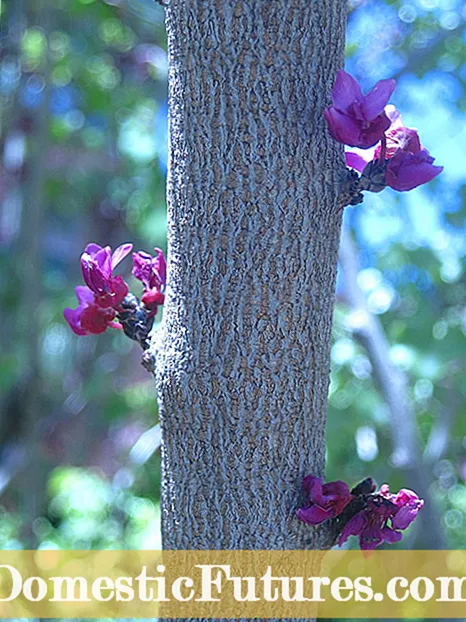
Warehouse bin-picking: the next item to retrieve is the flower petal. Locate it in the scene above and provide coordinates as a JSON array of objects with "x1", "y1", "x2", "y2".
[
  {"x1": 362, "y1": 78, "x2": 396, "y2": 120},
  {"x1": 345, "y1": 151, "x2": 369, "y2": 173},
  {"x1": 391, "y1": 490, "x2": 424, "y2": 530},
  {"x1": 385, "y1": 104, "x2": 402, "y2": 126},
  {"x1": 75, "y1": 285, "x2": 94, "y2": 306},
  {"x1": 391, "y1": 505, "x2": 420, "y2": 530},
  {"x1": 302, "y1": 475, "x2": 323, "y2": 499},
  {"x1": 338, "y1": 511, "x2": 367, "y2": 547},
  {"x1": 358, "y1": 111, "x2": 391, "y2": 148},
  {"x1": 332, "y1": 70, "x2": 363, "y2": 111},
  {"x1": 141, "y1": 289, "x2": 165, "y2": 308},
  {"x1": 95, "y1": 275, "x2": 129, "y2": 309},
  {"x1": 132, "y1": 251, "x2": 154, "y2": 289},
  {"x1": 83, "y1": 243, "x2": 103, "y2": 256},
  {"x1": 111, "y1": 243, "x2": 133, "y2": 269},
  {"x1": 81, "y1": 305, "x2": 116, "y2": 334},
  {"x1": 63, "y1": 307, "x2": 87, "y2": 336},
  {"x1": 322, "y1": 480, "x2": 351, "y2": 500},
  {"x1": 153, "y1": 248, "x2": 167, "y2": 286},
  {"x1": 386, "y1": 149, "x2": 443, "y2": 191},
  {"x1": 381, "y1": 526, "x2": 403, "y2": 543},
  {"x1": 324, "y1": 107, "x2": 363, "y2": 147},
  {"x1": 392, "y1": 488, "x2": 422, "y2": 507},
  {"x1": 296, "y1": 505, "x2": 333, "y2": 525}
]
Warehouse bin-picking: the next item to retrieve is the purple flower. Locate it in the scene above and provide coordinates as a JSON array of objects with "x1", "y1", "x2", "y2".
[
  {"x1": 64, "y1": 286, "x2": 122, "y2": 336},
  {"x1": 374, "y1": 109, "x2": 421, "y2": 160},
  {"x1": 337, "y1": 483, "x2": 424, "y2": 551},
  {"x1": 296, "y1": 475, "x2": 424, "y2": 551},
  {"x1": 296, "y1": 475, "x2": 353, "y2": 525},
  {"x1": 385, "y1": 148, "x2": 443, "y2": 191},
  {"x1": 324, "y1": 71, "x2": 396, "y2": 148},
  {"x1": 81, "y1": 243, "x2": 133, "y2": 309},
  {"x1": 132, "y1": 248, "x2": 166, "y2": 315},
  {"x1": 379, "y1": 485, "x2": 424, "y2": 530},
  {"x1": 345, "y1": 107, "x2": 443, "y2": 192},
  {"x1": 338, "y1": 496, "x2": 403, "y2": 551}
]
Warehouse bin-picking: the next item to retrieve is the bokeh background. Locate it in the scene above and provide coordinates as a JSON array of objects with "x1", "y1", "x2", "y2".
[{"x1": 0, "y1": 0, "x2": 465, "y2": 569}]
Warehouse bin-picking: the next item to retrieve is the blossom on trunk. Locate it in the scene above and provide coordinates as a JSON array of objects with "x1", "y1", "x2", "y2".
[
  {"x1": 296, "y1": 475, "x2": 423, "y2": 551},
  {"x1": 378, "y1": 484, "x2": 424, "y2": 530},
  {"x1": 64, "y1": 286, "x2": 122, "y2": 335},
  {"x1": 374, "y1": 105, "x2": 421, "y2": 159},
  {"x1": 65, "y1": 242, "x2": 166, "y2": 345},
  {"x1": 324, "y1": 71, "x2": 396, "y2": 148},
  {"x1": 338, "y1": 496, "x2": 403, "y2": 551},
  {"x1": 132, "y1": 248, "x2": 166, "y2": 315},
  {"x1": 345, "y1": 106, "x2": 443, "y2": 192},
  {"x1": 81, "y1": 242, "x2": 133, "y2": 309},
  {"x1": 338, "y1": 483, "x2": 424, "y2": 551},
  {"x1": 296, "y1": 475, "x2": 353, "y2": 525},
  {"x1": 385, "y1": 148, "x2": 443, "y2": 191}
]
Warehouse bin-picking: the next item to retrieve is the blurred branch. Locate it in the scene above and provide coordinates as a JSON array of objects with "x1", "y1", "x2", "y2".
[
  {"x1": 339, "y1": 228, "x2": 418, "y2": 468},
  {"x1": 424, "y1": 403, "x2": 457, "y2": 464},
  {"x1": 128, "y1": 423, "x2": 161, "y2": 466},
  {"x1": 111, "y1": 424, "x2": 161, "y2": 492},
  {"x1": 15, "y1": 0, "x2": 53, "y2": 546},
  {"x1": 338, "y1": 226, "x2": 445, "y2": 548},
  {"x1": 0, "y1": 443, "x2": 28, "y2": 497}
]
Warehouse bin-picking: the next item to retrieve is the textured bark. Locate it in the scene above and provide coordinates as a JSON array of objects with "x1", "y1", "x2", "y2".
[{"x1": 154, "y1": 0, "x2": 347, "y2": 551}]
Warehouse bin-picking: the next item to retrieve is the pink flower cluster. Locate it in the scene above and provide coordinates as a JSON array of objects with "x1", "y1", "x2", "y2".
[
  {"x1": 325, "y1": 71, "x2": 442, "y2": 192},
  {"x1": 64, "y1": 243, "x2": 166, "y2": 337},
  {"x1": 296, "y1": 475, "x2": 423, "y2": 551}
]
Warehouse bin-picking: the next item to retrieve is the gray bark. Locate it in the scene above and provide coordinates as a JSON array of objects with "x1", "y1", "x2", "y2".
[{"x1": 153, "y1": 0, "x2": 347, "y2": 551}]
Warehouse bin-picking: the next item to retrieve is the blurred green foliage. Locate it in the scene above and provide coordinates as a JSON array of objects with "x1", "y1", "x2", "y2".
[
  {"x1": 0, "y1": 0, "x2": 465, "y2": 587},
  {"x1": 0, "y1": 0, "x2": 167, "y2": 551}
]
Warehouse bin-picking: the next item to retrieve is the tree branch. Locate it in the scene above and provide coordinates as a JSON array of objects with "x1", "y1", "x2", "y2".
[
  {"x1": 339, "y1": 227, "x2": 419, "y2": 467},
  {"x1": 338, "y1": 226, "x2": 445, "y2": 548}
]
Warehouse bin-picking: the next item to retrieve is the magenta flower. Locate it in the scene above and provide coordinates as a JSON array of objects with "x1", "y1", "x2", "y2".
[
  {"x1": 296, "y1": 476, "x2": 423, "y2": 551},
  {"x1": 64, "y1": 286, "x2": 122, "y2": 336},
  {"x1": 376, "y1": 108, "x2": 442, "y2": 190},
  {"x1": 385, "y1": 148, "x2": 443, "y2": 191},
  {"x1": 374, "y1": 107, "x2": 421, "y2": 160},
  {"x1": 324, "y1": 71, "x2": 396, "y2": 148},
  {"x1": 81, "y1": 243, "x2": 133, "y2": 309},
  {"x1": 345, "y1": 107, "x2": 443, "y2": 192},
  {"x1": 338, "y1": 496, "x2": 403, "y2": 551},
  {"x1": 64, "y1": 242, "x2": 165, "y2": 345},
  {"x1": 378, "y1": 485, "x2": 424, "y2": 530},
  {"x1": 132, "y1": 248, "x2": 166, "y2": 315},
  {"x1": 337, "y1": 483, "x2": 424, "y2": 551},
  {"x1": 296, "y1": 475, "x2": 353, "y2": 525}
]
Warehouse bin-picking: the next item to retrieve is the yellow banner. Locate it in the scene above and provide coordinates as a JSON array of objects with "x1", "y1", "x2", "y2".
[{"x1": 0, "y1": 550, "x2": 466, "y2": 617}]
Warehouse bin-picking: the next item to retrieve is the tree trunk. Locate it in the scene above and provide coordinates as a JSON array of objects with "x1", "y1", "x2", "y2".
[{"x1": 154, "y1": 0, "x2": 347, "y2": 551}]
